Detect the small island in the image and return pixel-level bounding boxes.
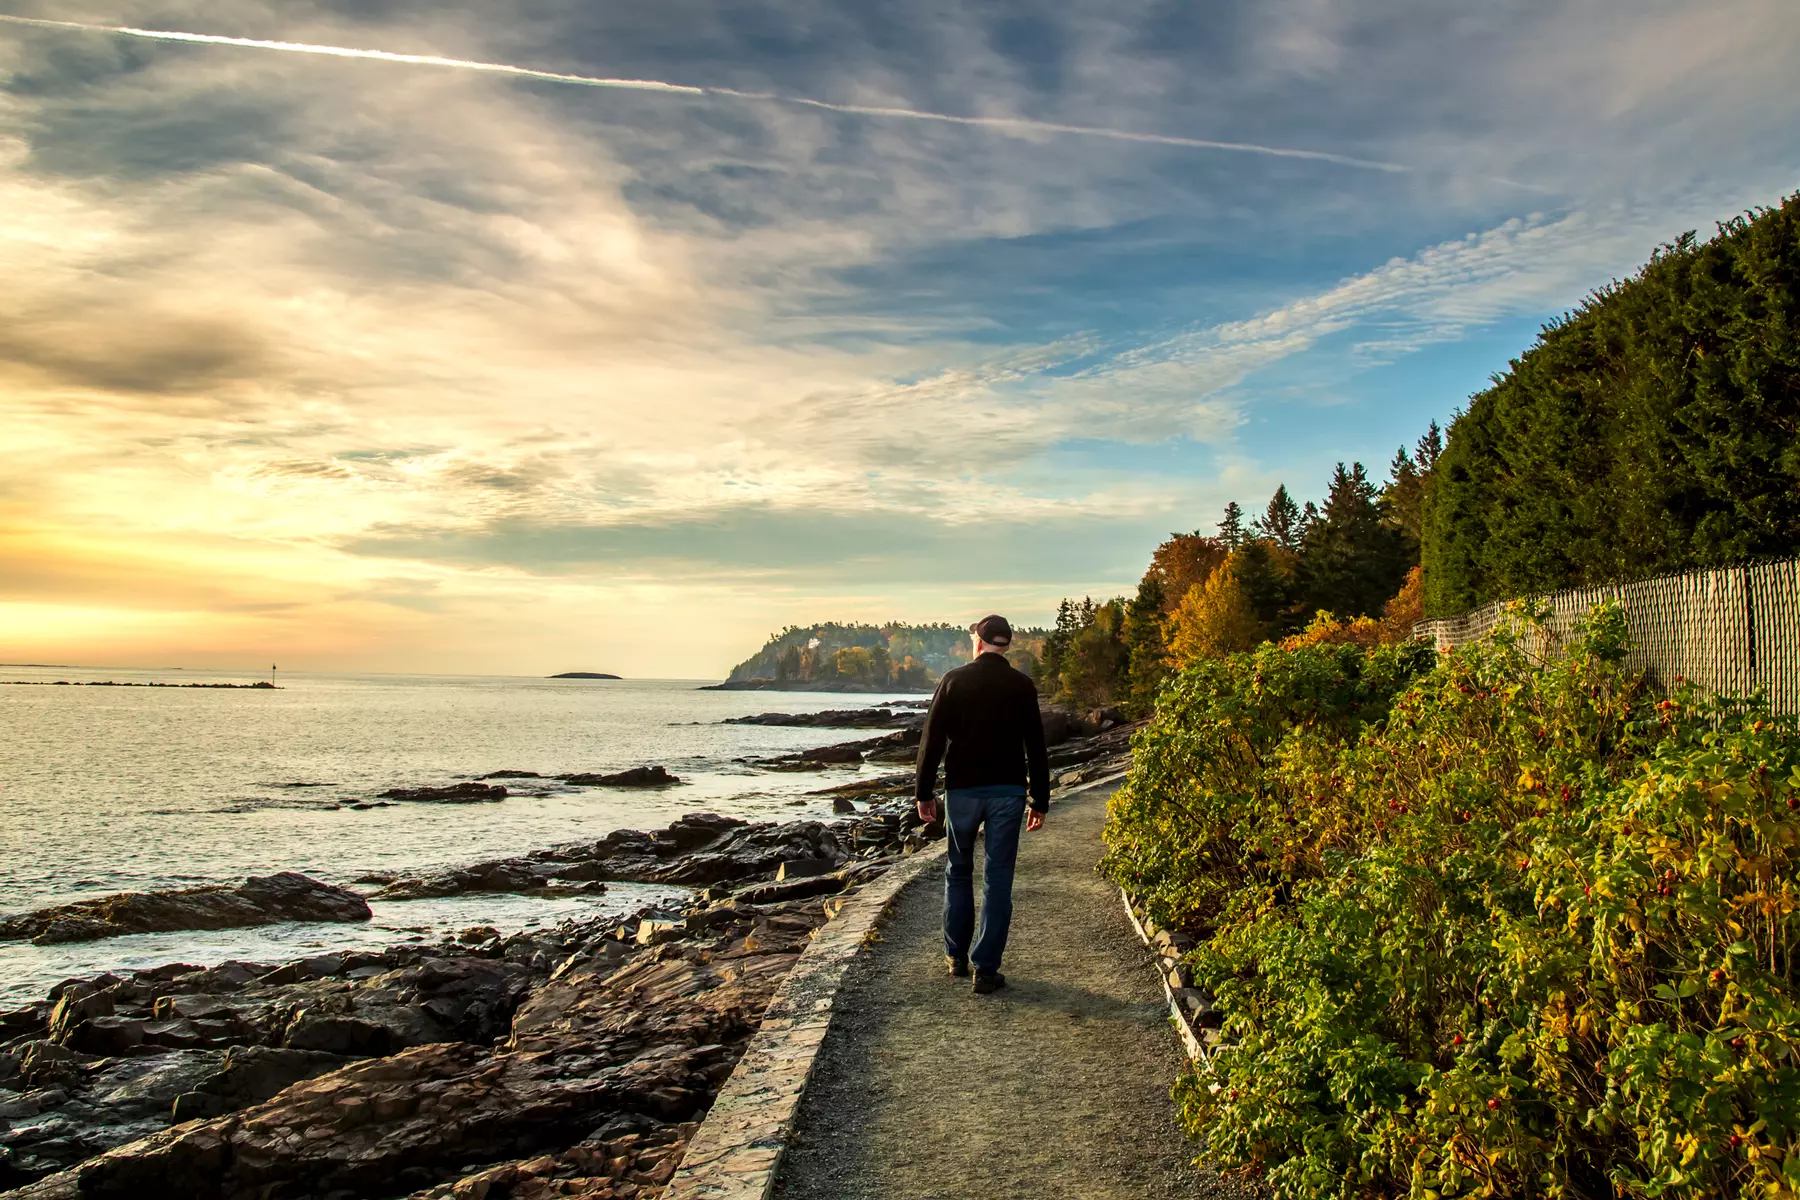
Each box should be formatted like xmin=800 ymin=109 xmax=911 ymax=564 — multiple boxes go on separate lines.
xmin=549 ymin=671 xmax=621 ymax=679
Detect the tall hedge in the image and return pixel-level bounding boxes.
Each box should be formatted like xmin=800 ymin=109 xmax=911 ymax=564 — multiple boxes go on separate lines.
xmin=1424 ymin=194 xmax=1800 ymax=616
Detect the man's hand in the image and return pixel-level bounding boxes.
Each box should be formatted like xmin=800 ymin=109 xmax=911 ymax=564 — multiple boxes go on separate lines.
xmin=917 ymin=798 xmax=938 ymax=825
xmin=1026 ymin=807 xmax=1046 ymax=832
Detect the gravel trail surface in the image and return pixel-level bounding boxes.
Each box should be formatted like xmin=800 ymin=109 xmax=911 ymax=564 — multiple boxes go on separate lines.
xmin=774 ymin=779 xmax=1251 ymax=1200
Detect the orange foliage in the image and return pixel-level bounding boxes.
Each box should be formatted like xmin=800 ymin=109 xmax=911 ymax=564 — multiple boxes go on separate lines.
xmin=1377 ymin=565 xmax=1425 ymax=643
xmin=1278 ymin=610 xmax=1383 ymax=650
xmin=1144 ymin=534 xmax=1229 ymax=615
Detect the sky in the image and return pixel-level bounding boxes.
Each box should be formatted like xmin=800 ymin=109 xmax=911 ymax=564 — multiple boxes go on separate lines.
xmin=1 ymin=1 xmax=1797 ymax=679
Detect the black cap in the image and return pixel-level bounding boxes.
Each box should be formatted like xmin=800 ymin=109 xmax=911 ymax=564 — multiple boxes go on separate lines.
xmin=971 ymin=614 xmax=1012 ymax=646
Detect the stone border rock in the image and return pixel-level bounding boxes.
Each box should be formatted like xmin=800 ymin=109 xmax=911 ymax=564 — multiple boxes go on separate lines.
xmin=1119 ymin=888 xmax=1210 ymax=1063
xmin=663 ymin=840 xmax=948 ymax=1200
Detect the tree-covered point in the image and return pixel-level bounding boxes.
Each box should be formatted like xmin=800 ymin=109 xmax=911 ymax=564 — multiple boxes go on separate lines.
xmin=723 ymin=620 xmax=1046 ymax=689
xmin=1425 ymin=193 xmax=1800 ymax=615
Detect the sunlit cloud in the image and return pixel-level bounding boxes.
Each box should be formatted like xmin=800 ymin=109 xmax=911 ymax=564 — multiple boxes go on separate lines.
xmin=0 ymin=0 xmax=1795 ymax=675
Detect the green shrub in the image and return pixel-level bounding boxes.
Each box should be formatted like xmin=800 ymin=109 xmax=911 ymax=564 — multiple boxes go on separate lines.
xmin=1106 ymin=606 xmax=1800 ymax=1198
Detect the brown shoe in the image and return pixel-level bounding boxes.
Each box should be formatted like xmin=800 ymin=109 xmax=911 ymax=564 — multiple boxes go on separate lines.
xmin=946 ymin=955 xmax=970 ymax=978
xmin=972 ymin=971 xmax=1006 ymax=994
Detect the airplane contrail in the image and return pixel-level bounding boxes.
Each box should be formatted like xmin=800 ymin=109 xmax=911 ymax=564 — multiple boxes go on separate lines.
xmin=0 ymin=12 xmax=1409 ymax=174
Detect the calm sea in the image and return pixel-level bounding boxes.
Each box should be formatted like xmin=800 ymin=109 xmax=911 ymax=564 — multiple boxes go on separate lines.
xmin=0 ymin=665 xmax=916 ymax=1003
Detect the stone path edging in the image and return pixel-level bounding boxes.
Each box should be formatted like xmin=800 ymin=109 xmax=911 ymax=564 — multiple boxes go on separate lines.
xmin=663 ymin=840 xmax=948 ymax=1200
xmin=1119 ymin=888 xmax=1209 ymax=1063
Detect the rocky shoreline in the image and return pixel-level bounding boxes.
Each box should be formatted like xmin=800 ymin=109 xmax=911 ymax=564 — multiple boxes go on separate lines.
xmin=0 ymin=804 xmax=931 ymax=1198
xmin=0 ymin=702 xmax=1138 ymax=1199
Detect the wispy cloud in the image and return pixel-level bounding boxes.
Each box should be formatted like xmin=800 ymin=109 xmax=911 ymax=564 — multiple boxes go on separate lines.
xmin=0 ymin=12 xmax=1409 ymax=172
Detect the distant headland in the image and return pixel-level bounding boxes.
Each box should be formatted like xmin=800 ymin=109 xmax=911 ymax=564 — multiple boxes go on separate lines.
xmin=713 ymin=621 xmax=1046 ymax=693
xmin=549 ymin=671 xmax=622 ymax=679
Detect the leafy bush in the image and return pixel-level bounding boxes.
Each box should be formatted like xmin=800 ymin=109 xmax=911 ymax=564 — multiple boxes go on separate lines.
xmin=1105 ymin=606 xmax=1800 ymax=1198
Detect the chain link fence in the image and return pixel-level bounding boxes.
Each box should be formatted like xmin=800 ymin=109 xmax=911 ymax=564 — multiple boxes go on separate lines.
xmin=1415 ymin=557 xmax=1800 ymax=714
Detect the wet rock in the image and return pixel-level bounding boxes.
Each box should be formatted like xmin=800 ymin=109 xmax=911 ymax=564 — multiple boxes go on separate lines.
xmin=0 ymin=875 xmax=370 ymax=946
xmin=802 ymin=744 xmax=864 ymax=765
xmin=0 ymin=1008 xmax=48 ymax=1045
xmin=377 ymin=782 xmax=509 ymax=803
xmin=732 ymin=872 xmax=850 ymax=906
xmin=476 ymin=770 xmax=541 ymax=779
xmin=60 ymin=1018 xmax=146 ymax=1059
xmin=776 ymin=858 xmax=835 ymax=881
xmin=558 ymin=766 xmax=680 ymax=788
xmin=279 ymin=1014 xmax=406 ymax=1058
xmin=830 ymin=796 xmax=858 ymax=814
xmin=723 ymin=709 xmax=917 ymax=729
xmin=45 ymin=990 xmax=111 ymax=1045
xmin=371 ymin=812 xmax=846 ymax=901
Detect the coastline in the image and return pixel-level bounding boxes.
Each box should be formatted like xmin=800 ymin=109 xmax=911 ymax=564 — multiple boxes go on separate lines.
xmin=0 ymin=703 xmax=1136 ymax=1197
xmin=0 ymin=801 xmax=935 ymax=1197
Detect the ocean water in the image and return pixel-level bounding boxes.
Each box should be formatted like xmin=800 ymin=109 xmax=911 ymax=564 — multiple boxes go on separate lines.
xmin=0 ymin=665 xmax=918 ymax=1004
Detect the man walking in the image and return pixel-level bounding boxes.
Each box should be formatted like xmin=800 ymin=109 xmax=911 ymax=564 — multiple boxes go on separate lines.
xmin=914 ymin=614 xmax=1050 ymax=994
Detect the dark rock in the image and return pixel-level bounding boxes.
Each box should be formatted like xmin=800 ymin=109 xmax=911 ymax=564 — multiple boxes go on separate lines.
xmin=802 ymin=743 xmax=864 ymax=765
xmin=128 ymin=966 xmax=203 ymax=984
xmin=732 ymin=872 xmax=850 ymax=905
xmin=62 ymin=1016 xmax=147 ymax=1057
xmin=723 ymin=709 xmax=914 ymax=729
xmin=475 ymin=770 xmax=540 ymax=779
xmin=776 ymin=858 xmax=836 ymax=881
xmin=46 ymin=988 xmax=111 ymax=1044
xmin=279 ymin=1014 xmax=407 ymax=1057
xmin=0 ymin=875 xmax=370 ymax=946
xmin=376 ymin=782 xmax=508 ymax=803
xmin=558 ymin=765 xmax=680 ymax=787
xmin=830 ymin=796 xmax=858 ymax=814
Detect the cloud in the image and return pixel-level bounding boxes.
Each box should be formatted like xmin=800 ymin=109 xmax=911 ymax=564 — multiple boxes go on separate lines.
xmin=0 ymin=0 xmax=1795 ymax=674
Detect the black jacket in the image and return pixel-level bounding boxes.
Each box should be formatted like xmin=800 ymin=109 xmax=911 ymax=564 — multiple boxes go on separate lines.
xmin=914 ymin=652 xmax=1051 ymax=811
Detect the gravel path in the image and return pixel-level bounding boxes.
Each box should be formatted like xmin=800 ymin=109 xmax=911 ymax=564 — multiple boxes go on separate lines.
xmin=774 ymin=779 xmax=1251 ymax=1200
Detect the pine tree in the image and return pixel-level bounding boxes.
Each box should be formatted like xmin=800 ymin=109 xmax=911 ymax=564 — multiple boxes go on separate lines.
xmin=1253 ymin=484 xmax=1303 ymax=553
xmin=1298 ymin=463 xmax=1413 ymax=620
xmin=1218 ymin=502 xmax=1246 ymax=550
xmin=1119 ymin=574 xmax=1169 ymax=715
xmin=1233 ymin=539 xmax=1292 ymax=631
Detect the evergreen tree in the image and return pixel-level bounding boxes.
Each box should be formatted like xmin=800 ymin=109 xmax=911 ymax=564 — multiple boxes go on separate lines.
xmin=1416 ymin=421 xmax=1443 ymax=471
xmin=1218 ymin=502 xmax=1246 ymax=550
xmin=1062 ymin=599 xmax=1128 ymax=707
xmin=1425 ymin=194 xmax=1800 ymax=613
xmin=1233 ymin=539 xmax=1292 ymax=632
xmin=1039 ymin=598 xmax=1079 ymax=695
xmin=1253 ymin=484 xmax=1303 ymax=553
xmin=1384 ymin=420 xmax=1442 ymax=546
xmin=1298 ymin=463 xmax=1413 ymax=620
xmin=1119 ymin=574 xmax=1170 ymax=716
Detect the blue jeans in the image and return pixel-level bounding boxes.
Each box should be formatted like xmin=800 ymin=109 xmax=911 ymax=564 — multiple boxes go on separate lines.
xmin=942 ymin=784 xmax=1028 ymax=974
